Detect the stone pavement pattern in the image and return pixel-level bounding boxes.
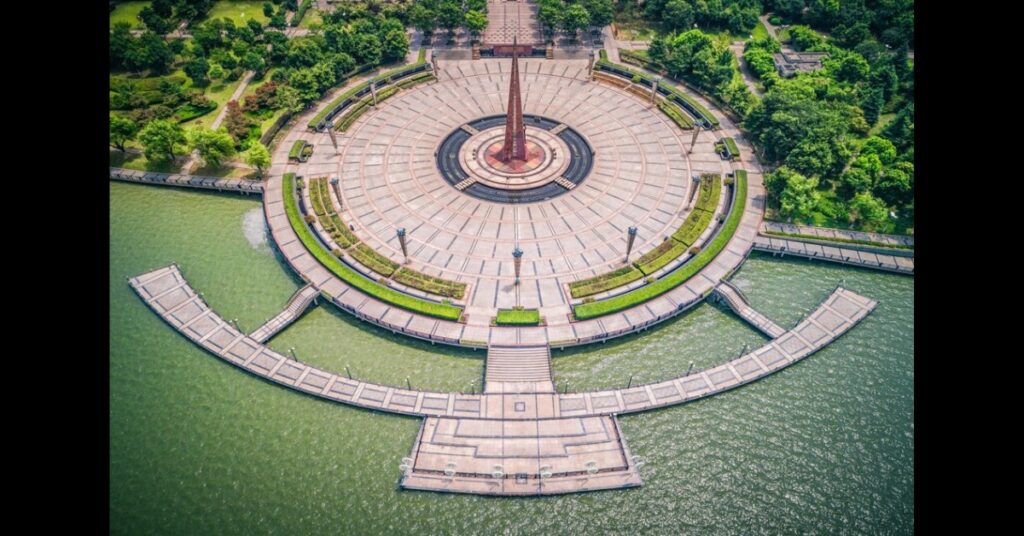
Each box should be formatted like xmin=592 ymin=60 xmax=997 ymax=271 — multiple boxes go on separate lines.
xmin=267 ymin=58 xmax=768 ymax=346
xmin=483 ymin=0 xmax=542 ymax=46
xmin=130 ymin=264 xmax=876 ymax=495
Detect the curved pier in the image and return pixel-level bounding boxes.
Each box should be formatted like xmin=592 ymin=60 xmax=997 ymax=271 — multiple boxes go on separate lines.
xmin=129 ymin=264 xmax=876 ymax=496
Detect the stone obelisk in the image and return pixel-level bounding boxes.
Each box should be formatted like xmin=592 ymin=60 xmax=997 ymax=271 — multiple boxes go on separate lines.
xmin=500 ymin=37 xmax=527 ymax=162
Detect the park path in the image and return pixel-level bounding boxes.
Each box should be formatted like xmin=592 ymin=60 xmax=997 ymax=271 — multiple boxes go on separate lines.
xmin=729 ymin=42 xmax=764 ymax=98
xmin=181 ymin=70 xmax=255 ymax=173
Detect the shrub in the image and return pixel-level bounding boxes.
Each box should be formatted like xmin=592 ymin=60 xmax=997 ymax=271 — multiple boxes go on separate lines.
xmin=569 ymin=266 xmax=644 ymax=298
xmin=495 ymin=308 xmax=541 ymax=326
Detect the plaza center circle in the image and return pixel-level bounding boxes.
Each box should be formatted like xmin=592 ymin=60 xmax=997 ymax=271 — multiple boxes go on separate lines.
xmin=458 ymin=125 xmax=571 ymax=191
xmin=332 ymin=60 xmax=727 ymax=314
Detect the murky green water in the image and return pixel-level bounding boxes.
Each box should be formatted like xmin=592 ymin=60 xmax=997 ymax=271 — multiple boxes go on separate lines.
xmin=110 ymin=182 xmax=913 ymax=534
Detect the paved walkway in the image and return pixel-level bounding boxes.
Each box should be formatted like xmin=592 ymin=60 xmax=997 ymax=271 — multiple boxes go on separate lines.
xmin=729 ymin=42 xmax=764 ymax=98
xmin=483 ymin=0 xmax=542 ymax=46
xmin=249 ymin=284 xmax=319 ymax=343
xmin=183 ymin=70 xmax=256 ymax=174
xmin=753 ymin=235 xmax=914 ymax=274
xmin=713 ymin=280 xmax=785 ymax=338
xmin=130 ymin=264 xmax=875 ymax=495
xmin=110 ymin=167 xmax=263 ymax=194
xmin=762 ymin=221 xmax=914 ymax=248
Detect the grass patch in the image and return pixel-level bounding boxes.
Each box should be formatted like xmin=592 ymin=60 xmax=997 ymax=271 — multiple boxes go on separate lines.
xmin=291 ymin=0 xmax=312 ymax=27
xmin=569 ymin=265 xmax=645 ymax=299
xmin=722 ymin=137 xmax=740 ymax=160
xmin=288 ymin=139 xmax=309 ymax=160
xmin=750 ymin=21 xmax=770 ymax=41
xmin=204 ymin=1 xmax=270 ymax=25
xmin=633 ymin=239 xmax=689 ymax=275
xmin=495 ymin=308 xmax=540 ymax=326
xmin=282 ymin=173 xmax=463 ymax=321
xmin=573 ymin=171 xmax=746 ymax=320
xmin=657 ymin=99 xmax=695 ymax=129
xmin=298 ymin=6 xmax=323 ymax=29
xmin=110 ymin=1 xmax=151 ymax=29
xmin=695 ymin=174 xmax=722 ymax=213
xmin=109 ymin=150 xmax=182 ymax=173
xmin=869 ymin=113 xmax=897 ymax=137
xmin=308 ymin=177 xmax=360 ymax=248
xmin=672 ymin=207 xmax=714 ymax=246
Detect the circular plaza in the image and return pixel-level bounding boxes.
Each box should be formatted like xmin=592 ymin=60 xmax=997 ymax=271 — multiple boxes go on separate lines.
xmin=278 ymin=58 xmax=745 ymax=336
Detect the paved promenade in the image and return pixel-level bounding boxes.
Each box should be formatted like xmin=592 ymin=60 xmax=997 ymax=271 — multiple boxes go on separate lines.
xmin=753 ymin=235 xmax=914 ymax=274
xmin=130 ymin=264 xmax=876 ymax=495
xmin=110 ymin=168 xmax=263 ymax=195
xmin=762 ymin=221 xmax=914 ymax=248
xmin=266 ymin=58 xmax=768 ymax=347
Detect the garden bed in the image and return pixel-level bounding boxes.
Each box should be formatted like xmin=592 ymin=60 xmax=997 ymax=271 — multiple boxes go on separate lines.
xmin=282 ymin=173 xmax=463 ymax=321
xmin=495 ymin=308 xmax=541 ymax=326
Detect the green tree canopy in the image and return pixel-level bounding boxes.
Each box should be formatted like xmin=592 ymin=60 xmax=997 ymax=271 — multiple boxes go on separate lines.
xmin=110 ymin=114 xmax=140 ymax=152
xmin=138 ymin=119 xmax=186 ymax=163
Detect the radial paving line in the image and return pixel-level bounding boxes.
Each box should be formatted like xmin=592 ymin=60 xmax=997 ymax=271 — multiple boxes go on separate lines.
xmin=129 ymin=263 xmax=877 ymax=496
xmin=266 ymin=59 xmax=770 ymax=347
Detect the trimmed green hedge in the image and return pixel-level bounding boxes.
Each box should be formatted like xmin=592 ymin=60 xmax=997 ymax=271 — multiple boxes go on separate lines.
xmin=336 ymin=98 xmax=370 ymax=132
xmin=495 ymin=308 xmax=541 ymax=326
xmin=722 ymin=137 xmax=740 ymax=160
xmin=349 ymin=243 xmax=399 ymax=277
xmin=569 ymin=265 xmax=644 ymax=299
xmin=288 ymin=139 xmax=307 ymax=160
xmin=394 ymin=268 xmax=467 ymax=299
xmin=308 ymin=178 xmax=360 ymax=248
xmin=595 ymin=59 xmax=719 ymax=128
xmin=657 ymin=100 xmax=695 ymax=129
xmin=573 ymin=171 xmax=747 ymax=320
xmin=282 ymin=173 xmax=463 ymax=320
xmin=634 ymin=239 xmax=688 ymax=275
xmin=672 ymin=208 xmax=714 ymax=246
xmin=695 ymin=174 xmax=722 ymax=213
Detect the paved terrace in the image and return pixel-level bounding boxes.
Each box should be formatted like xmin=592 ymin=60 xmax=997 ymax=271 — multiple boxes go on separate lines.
xmin=483 ymin=0 xmax=542 ymax=46
xmin=753 ymin=235 xmax=914 ymax=275
xmin=266 ymin=58 xmax=768 ymax=347
xmin=110 ymin=168 xmax=263 ymax=195
xmin=130 ymin=264 xmax=875 ymax=495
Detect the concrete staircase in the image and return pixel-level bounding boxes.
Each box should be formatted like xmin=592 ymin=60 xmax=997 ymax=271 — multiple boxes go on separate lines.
xmin=485 ymin=345 xmax=554 ymax=393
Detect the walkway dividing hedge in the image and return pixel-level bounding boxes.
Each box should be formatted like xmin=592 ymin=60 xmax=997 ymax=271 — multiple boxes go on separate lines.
xmin=282 ymin=173 xmax=463 ymax=320
xmin=572 ymin=171 xmax=747 ymax=320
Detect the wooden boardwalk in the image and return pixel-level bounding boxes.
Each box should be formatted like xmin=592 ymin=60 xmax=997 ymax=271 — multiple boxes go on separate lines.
xmin=712 ymin=280 xmax=786 ymax=338
xmin=753 ymin=235 xmax=914 ymax=274
xmin=130 ymin=265 xmax=876 ymax=496
xmin=249 ymin=284 xmax=319 ymax=343
xmin=110 ymin=167 xmax=263 ymax=195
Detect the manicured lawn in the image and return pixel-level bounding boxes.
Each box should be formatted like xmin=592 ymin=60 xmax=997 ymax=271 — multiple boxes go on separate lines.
xmin=750 ymin=21 xmax=770 ymax=41
xmin=495 ymin=308 xmax=541 ymax=326
xmin=204 ymin=1 xmax=270 ymax=25
xmin=298 ymin=7 xmax=323 ymax=29
xmin=110 ymin=150 xmax=184 ymax=173
xmin=191 ymin=164 xmax=258 ymax=179
xmin=110 ymin=1 xmax=151 ymax=29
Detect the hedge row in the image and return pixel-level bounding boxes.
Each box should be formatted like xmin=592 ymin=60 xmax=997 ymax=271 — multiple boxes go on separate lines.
xmin=307 ymin=61 xmax=428 ymax=129
xmin=282 ymin=173 xmax=463 ymax=321
xmin=288 ymin=139 xmax=307 ymax=160
xmin=495 ymin=308 xmax=541 ymax=326
xmin=350 ymin=243 xmax=399 ymax=277
xmin=633 ymin=239 xmax=688 ymax=276
xmin=308 ymin=178 xmax=360 ymax=248
xmin=569 ymin=265 xmax=644 ymax=299
xmin=695 ymin=174 xmax=722 ymax=213
xmin=723 ymin=137 xmax=740 ymax=160
xmin=657 ymin=100 xmax=695 ymax=129
xmin=290 ymin=0 xmax=312 ymax=27
xmin=594 ymin=58 xmax=720 ymax=128
xmin=573 ymin=172 xmax=747 ymax=320
xmin=394 ymin=268 xmax=467 ymax=299
xmin=672 ymin=207 xmax=714 ymax=246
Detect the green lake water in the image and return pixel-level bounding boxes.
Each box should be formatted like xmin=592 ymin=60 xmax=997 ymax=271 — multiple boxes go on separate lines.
xmin=110 ymin=182 xmax=913 ymax=534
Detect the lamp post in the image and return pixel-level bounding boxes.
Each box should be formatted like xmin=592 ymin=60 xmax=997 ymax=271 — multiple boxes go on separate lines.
xmin=689 ymin=124 xmax=701 ymax=154
xmin=625 ymin=226 xmax=638 ymax=262
xmin=397 ymin=227 xmax=408 ymax=263
xmin=650 ymin=77 xmax=660 ymax=105
xmin=330 ymin=177 xmax=341 ymax=211
xmin=513 ymin=246 xmax=523 ymax=285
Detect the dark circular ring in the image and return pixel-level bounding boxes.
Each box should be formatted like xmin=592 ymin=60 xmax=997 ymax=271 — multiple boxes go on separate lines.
xmin=436 ymin=114 xmax=594 ymax=203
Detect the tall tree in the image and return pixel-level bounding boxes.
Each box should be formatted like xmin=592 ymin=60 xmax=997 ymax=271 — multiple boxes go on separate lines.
xmin=187 ymin=126 xmax=237 ymax=167
xmin=110 ymin=115 xmax=140 ymax=152
xmin=848 ymin=191 xmax=888 ymax=230
xmin=465 ymin=10 xmax=488 ymax=37
xmin=245 ymin=143 xmax=271 ymax=177
xmin=138 ymin=119 xmax=186 ymax=163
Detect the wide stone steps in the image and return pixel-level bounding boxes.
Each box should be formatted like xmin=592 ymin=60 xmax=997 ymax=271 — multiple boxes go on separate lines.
xmin=485 ymin=346 xmax=552 ymax=384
